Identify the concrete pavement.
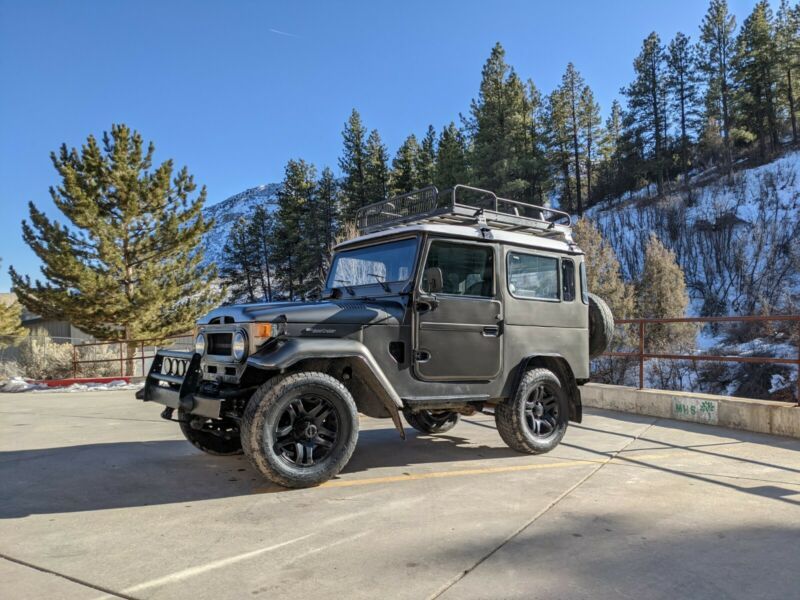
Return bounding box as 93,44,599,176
1,390,799,599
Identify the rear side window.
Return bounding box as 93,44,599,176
507,252,559,300
422,241,494,297
562,259,575,302
580,261,589,304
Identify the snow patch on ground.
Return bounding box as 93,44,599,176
0,377,143,393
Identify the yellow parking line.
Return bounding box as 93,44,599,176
250,449,695,493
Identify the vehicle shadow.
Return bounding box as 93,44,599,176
0,424,518,518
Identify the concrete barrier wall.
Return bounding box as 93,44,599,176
581,383,800,439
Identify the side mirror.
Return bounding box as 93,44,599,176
423,267,443,294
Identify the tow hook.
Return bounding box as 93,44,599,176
160,407,175,421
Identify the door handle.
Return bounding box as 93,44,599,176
482,326,500,337
414,350,432,363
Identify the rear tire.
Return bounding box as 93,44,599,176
178,411,243,456
241,372,359,488
495,368,568,454
403,408,460,434
588,293,615,358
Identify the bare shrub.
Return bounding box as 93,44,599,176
17,336,73,380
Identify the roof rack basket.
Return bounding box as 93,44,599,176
355,185,572,238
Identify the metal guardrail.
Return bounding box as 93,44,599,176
602,315,800,405
35,315,800,403
71,334,192,378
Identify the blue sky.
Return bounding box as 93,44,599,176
0,0,767,290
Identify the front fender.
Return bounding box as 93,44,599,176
247,337,403,409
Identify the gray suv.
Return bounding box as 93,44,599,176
136,185,613,488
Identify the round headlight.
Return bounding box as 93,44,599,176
232,330,248,362
194,333,206,355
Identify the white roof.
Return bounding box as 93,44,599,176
335,223,582,255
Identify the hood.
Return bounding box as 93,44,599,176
197,299,404,327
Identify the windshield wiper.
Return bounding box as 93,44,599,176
369,273,392,292
335,279,356,295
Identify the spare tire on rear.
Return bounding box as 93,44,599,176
588,293,614,358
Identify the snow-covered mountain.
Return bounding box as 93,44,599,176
201,184,280,268
587,150,800,317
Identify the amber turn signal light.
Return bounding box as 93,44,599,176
255,323,273,338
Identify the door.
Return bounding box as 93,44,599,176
414,239,502,381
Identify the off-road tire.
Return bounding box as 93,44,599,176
588,292,615,358
240,372,359,488
495,368,568,454
178,410,243,456
403,408,460,434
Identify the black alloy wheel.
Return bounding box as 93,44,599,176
495,367,568,454
273,394,339,467
523,382,559,438
241,372,359,488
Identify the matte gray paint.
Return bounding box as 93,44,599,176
143,229,590,425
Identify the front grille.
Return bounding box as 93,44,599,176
207,332,233,356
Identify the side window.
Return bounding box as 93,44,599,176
507,252,559,300
422,241,494,297
562,259,575,302
580,261,589,304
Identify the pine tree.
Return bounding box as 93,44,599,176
273,159,316,301
734,1,780,159
775,0,800,144
560,63,588,213
316,167,340,261
466,43,541,200
220,206,276,304
521,79,552,204
637,233,694,351
220,218,260,303
0,260,25,341
545,89,575,210
435,122,469,188
0,298,24,339
416,125,437,187
666,32,702,186
699,0,737,168
300,167,340,298
249,205,275,302
579,85,602,205
363,130,389,203
623,32,669,196
597,100,624,197
389,134,421,195
9,125,219,373
338,109,368,223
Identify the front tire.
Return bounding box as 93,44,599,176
495,368,568,454
178,411,243,456
241,372,359,488
403,408,460,434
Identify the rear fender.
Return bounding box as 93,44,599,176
514,354,582,423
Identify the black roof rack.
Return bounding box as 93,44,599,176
355,185,572,239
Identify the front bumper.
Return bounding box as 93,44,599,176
136,350,222,419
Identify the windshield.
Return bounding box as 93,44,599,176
327,238,418,290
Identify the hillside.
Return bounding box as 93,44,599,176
201,184,279,267
587,151,800,318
